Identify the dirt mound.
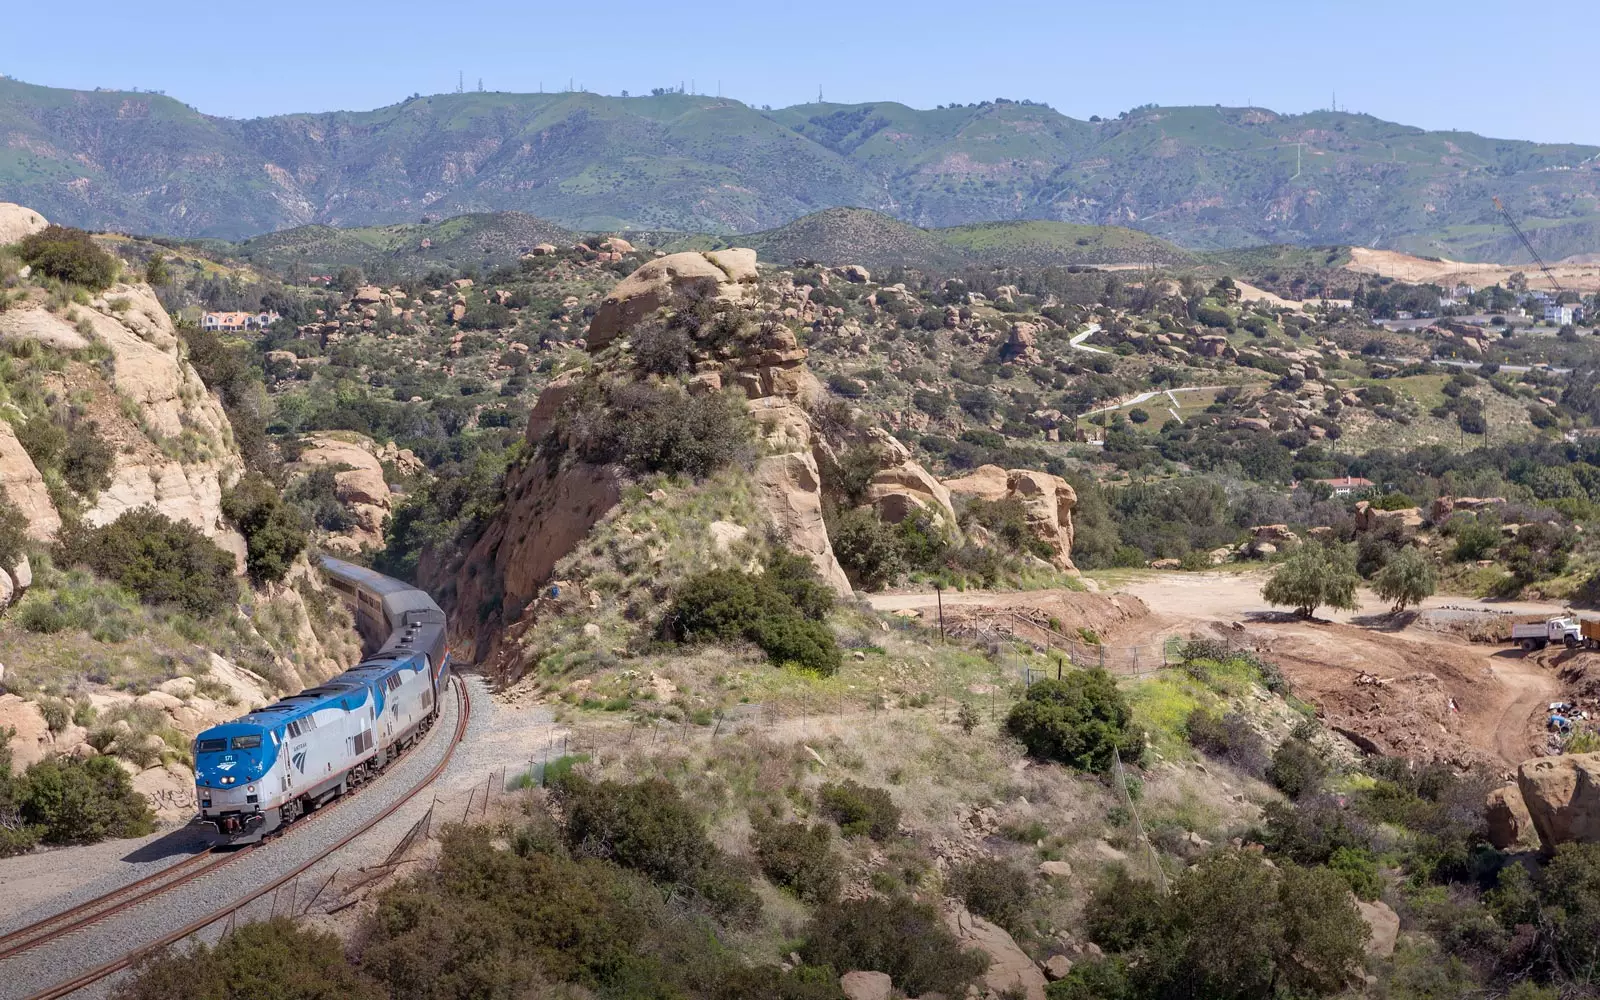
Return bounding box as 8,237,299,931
877,589,1150,654
1238,620,1542,769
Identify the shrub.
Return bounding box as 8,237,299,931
111,917,380,1000
630,320,694,376
752,818,841,903
1004,670,1141,773
556,774,759,923
0,493,26,570
1080,853,1366,1000
948,857,1033,932
222,472,307,584
1196,305,1234,329
61,507,238,618
15,754,154,846
1185,708,1268,776
561,381,753,479
1266,737,1328,800
662,556,841,675
800,896,989,997
818,779,900,840
1326,846,1382,900
17,226,118,290
829,507,906,591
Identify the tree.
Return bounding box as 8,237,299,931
1261,544,1360,618
1372,545,1435,612
143,252,170,287
16,226,118,290
221,473,307,585
1004,669,1141,772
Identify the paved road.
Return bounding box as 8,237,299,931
1067,323,1107,354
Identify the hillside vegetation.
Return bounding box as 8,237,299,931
5,78,1600,257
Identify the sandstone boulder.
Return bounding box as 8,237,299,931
705,247,759,284
1041,955,1074,981
0,306,92,350
0,203,48,246
945,905,1047,1000
1355,502,1424,532
1000,322,1043,364
351,285,384,306
291,433,394,550
0,694,52,771
837,264,871,284
1355,898,1399,958
838,971,892,1000
1518,753,1600,851
0,420,61,541
1486,785,1538,851
942,464,1011,502
755,450,851,597
588,251,756,350
944,467,1077,570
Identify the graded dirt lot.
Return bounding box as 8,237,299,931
1346,247,1600,293
870,571,1567,769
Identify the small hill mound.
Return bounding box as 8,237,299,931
935,220,1195,268
230,212,578,274
743,208,960,271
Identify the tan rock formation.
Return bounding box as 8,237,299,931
944,904,1047,1000
0,203,48,246
0,307,91,349
1518,753,1600,850
942,464,1011,502
0,420,61,541
1355,502,1424,532
838,972,892,1000
0,694,52,770
755,447,852,597
1486,785,1539,851
291,432,394,551
1355,898,1399,958
943,465,1077,569
587,250,757,350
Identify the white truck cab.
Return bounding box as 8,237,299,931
1511,616,1582,651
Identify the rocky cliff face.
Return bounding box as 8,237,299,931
0,267,247,568
1517,753,1600,851
944,464,1079,571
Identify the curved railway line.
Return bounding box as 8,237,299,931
2,677,470,1000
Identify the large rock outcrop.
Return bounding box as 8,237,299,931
858,428,958,533
945,904,1048,1000
587,249,759,350
751,399,851,595
1518,753,1600,851
1486,785,1539,851
290,432,400,552
0,419,61,540
0,203,47,246
944,464,1078,570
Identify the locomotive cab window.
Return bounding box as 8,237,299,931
196,738,227,753
230,735,262,749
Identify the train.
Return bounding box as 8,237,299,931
190,556,452,843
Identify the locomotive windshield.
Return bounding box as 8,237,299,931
196,738,227,752
230,735,263,749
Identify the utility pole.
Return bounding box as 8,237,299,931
456,71,463,94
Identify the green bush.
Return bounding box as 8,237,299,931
1004,670,1141,773
12,567,145,642
948,857,1033,932
1326,846,1382,901
1185,708,1268,777
560,380,754,480
10,753,154,848
799,896,989,997
751,818,841,903
0,493,26,570
817,779,900,840
556,774,759,923
222,472,307,584
17,226,118,290
662,556,841,675
1266,737,1328,800
356,824,829,1000
830,507,906,591
1077,852,1367,1000
1196,305,1234,329
111,917,380,1000
61,507,238,618
17,413,115,498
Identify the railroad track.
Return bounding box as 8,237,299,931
9,676,470,1000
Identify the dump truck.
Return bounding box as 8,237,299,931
1510,616,1599,651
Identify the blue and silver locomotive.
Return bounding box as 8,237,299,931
192,557,451,843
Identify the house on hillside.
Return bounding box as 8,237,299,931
1544,304,1581,325
1311,476,1375,496
201,311,281,332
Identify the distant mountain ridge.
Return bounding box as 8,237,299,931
4,77,1599,259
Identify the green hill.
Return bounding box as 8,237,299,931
222,213,578,274
7,77,1599,258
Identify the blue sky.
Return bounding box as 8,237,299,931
6,0,1599,145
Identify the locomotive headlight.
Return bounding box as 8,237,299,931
246,784,256,793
